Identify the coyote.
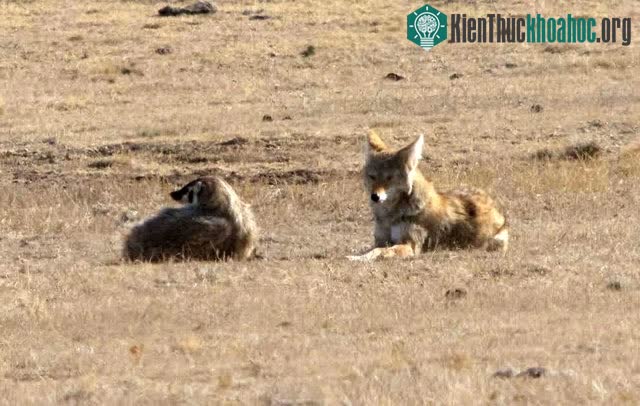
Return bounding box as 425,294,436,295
348,131,508,261
123,176,257,262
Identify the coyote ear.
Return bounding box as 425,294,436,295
403,134,424,170
366,129,387,154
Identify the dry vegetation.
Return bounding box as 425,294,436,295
1,0,639,404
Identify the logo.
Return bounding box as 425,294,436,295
407,4,448,51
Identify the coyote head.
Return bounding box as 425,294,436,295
363,131,424,204
170,176,236,210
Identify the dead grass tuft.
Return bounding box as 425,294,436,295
560,142,602,160
47,97,87,112
616,140,640,178
531,141,602,162
173,335,204,354
514,159,609,194
87,156,132,170
443,352,472,371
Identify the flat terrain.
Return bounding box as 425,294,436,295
1,0,639,404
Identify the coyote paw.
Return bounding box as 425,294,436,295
346,254,368,262
346,249,380,262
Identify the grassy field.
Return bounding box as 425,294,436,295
1,0,639,403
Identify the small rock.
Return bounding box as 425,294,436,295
179,1,216,14
505,62,518,68
493,368,515,378
301,45,315,58
249,15,270,21
129,344,143,358
262,115,273,122
155,47,172,55
445,288,467,300
530,104,543,113
385,72,405,81
607,281,622,291
449,73,463,80
158,1,216,17
517,367,546,378
282,115,292,120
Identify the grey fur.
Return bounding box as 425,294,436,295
123,176,257,262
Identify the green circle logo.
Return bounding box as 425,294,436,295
407,5,448,51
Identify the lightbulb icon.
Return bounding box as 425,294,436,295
414,12,440,50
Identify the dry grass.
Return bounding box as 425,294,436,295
1,0,640,404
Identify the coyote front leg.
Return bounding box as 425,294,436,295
347,243,415,262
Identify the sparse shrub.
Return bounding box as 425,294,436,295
560,142,601,160
531,142,602,162
88,159,114,169
617,139,640,178
301,45,315,57
137,128,178,138
87,157,132,170
606,281,622,291
91,60,142,78
530,104,543,113
531,148,554,161
46,97,86,112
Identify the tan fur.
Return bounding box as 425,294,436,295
348,132,508,261
123,176,258,262
621,137,640,157
366,129,388,153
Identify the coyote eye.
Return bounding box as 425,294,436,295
367,174,375,181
